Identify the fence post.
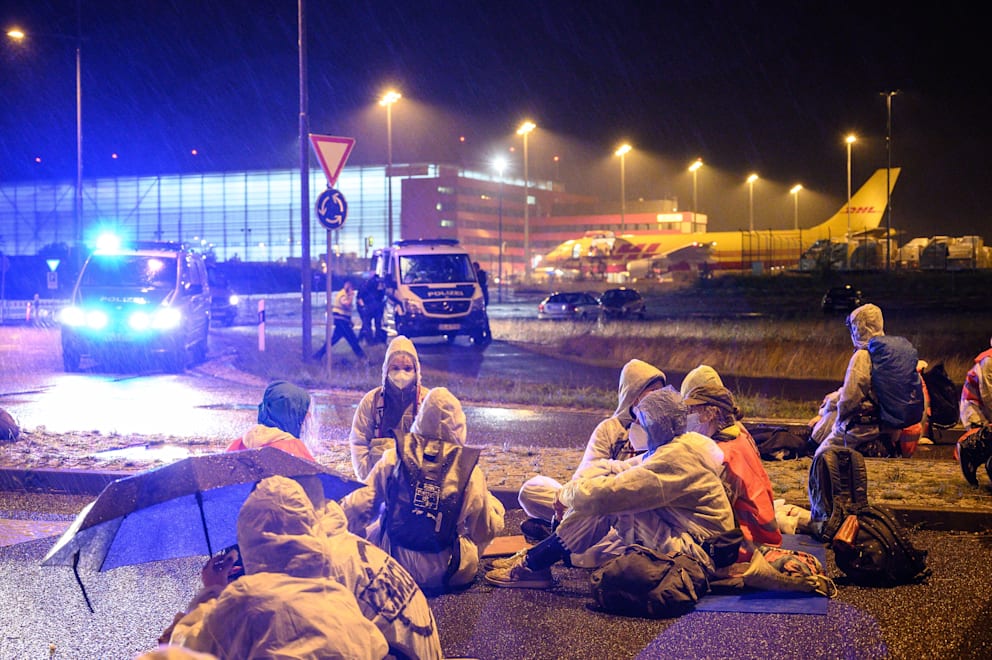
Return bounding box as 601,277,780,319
257,299,266,352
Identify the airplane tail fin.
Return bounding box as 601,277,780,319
817,168,900,236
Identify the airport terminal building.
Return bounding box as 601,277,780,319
0,163,684,278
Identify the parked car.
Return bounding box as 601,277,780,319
821,285,863,313
537,291,602,320
598,287,646,319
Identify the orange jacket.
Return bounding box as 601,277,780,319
717,424,783,547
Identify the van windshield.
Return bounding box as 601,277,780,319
81,254,178,289
399,254,476,284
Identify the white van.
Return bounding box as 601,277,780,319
60,238,211,372
370,239,491,347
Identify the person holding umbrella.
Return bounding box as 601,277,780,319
226,381,319,462
166,475,443,660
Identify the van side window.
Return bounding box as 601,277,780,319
182,253,205,295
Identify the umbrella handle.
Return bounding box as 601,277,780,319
72,551,95,613
196,491,214,557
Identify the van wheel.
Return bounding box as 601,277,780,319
192,335,208,364
164,343,186,373
471,325,492,349
62,347,81,373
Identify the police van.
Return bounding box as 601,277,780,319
370,239,491,347
60,236,212,372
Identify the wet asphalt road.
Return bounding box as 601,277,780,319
2,499,992,660
0,321,831,454
7,305,987,659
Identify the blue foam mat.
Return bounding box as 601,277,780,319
694,534,830,615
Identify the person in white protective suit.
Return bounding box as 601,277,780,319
811,303,924,458
960,334,992,429
167,476,443,660
342,387,505,592
514,358,666,567
485,387,735,589
349,335,430,480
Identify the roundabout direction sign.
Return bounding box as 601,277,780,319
316,188,348,231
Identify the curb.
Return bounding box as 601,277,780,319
3,468,990,534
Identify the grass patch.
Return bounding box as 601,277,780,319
226,272,990,418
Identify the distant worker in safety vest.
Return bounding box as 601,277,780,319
313,279,367,362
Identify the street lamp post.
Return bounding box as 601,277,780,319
746,173,759,232
881,90,898,271
845,134,857,238
689,158,703,232
790,184,803,231
516,120,535,280
7,8,84,245
614,143,631,233
493,157,507,303
298,0,313,359
379,90,401,246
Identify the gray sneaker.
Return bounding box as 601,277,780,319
485,553,553,589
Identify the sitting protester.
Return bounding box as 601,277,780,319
680,365,782,551
515,358,666,566
957,335,992,485
165,477,390,659
485,387,735,589
226,380,318,461
343,387,505,593
167,476,443,660
960,334,992,430
811,304,925,458
349,336,429,480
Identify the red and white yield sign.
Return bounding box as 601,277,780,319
309,134,355,187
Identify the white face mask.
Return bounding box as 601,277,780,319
388,370,416,390
685,412,705,435
628,422,649,452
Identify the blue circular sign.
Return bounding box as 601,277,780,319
316,188,348,230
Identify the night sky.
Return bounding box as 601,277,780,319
1,1,988,242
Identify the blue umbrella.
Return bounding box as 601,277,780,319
41,447,363,610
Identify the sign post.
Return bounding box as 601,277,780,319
308,134,356,377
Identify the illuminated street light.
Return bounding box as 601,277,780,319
614,143,631,233
7,13,83,244
516,120,536,280
846,134,857,237
746,173,759,232
493,156,507,303
790,184,803,231
881,90,899,270
689,158,703,232
379,89,402,245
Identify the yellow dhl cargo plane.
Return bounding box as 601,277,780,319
540,167,899,277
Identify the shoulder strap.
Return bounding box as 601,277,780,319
371,387,385,438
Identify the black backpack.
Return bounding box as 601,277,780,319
867,335,925,428
921,361,959,429
807,446,929,586
384,432,481,554
831,504,930,586
807,446,869,542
